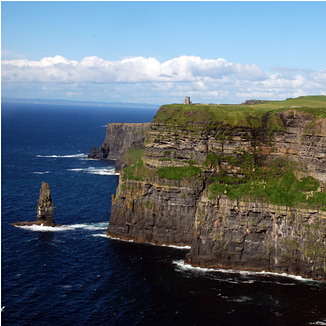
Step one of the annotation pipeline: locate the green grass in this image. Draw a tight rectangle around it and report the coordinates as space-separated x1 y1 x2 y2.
122 160 146 181
123 148 144 167
208 168 326 211
157 166 202 180
121 160 158 181
153 96 326 129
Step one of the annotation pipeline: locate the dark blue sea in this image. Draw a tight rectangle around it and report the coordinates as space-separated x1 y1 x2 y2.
2 101 326 326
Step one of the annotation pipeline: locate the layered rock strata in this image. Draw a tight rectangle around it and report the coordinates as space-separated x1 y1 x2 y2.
186 193 326 280
107 99 326 279
109 177 204 246
88 123 150 171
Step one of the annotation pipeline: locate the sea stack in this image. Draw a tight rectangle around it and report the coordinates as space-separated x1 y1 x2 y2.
12 181 55 227
36 181 55 226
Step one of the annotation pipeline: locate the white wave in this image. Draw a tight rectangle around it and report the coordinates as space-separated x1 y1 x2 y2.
173 260 321 283
67 166 119 176
174 260 217 273
36 153 87 158
309 321 326 325
102 124 108 128
161 244 191 250
33 171 50 174
15 224 72 232
14 222 108 232
92 233 110 238
107 235 135 243
106 235 191 249
69 222 108 230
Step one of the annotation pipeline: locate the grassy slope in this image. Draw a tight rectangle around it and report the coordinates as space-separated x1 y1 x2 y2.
153 95 326 128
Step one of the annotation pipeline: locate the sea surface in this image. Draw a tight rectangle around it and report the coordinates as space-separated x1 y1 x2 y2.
2 102 326 326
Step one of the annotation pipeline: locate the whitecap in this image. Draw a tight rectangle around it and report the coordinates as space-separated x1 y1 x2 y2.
33 171 50 174
14 222 108 232
174 260 218 273
71 222 108 230
36 153 87 158
61 285 72 289
15 224 74 232
67 167 119 176
92 233 110 238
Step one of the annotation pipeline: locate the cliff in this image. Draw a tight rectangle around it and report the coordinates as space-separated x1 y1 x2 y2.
88 123 150 170
107 96 326 280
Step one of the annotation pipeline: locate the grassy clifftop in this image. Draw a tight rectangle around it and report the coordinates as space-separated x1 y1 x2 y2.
153 95 326 129
121 95 326 210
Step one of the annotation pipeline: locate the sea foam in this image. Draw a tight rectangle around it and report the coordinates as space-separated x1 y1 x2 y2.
14 222 108 232
36 153 87 159
173 260 321 283
68 167 119 176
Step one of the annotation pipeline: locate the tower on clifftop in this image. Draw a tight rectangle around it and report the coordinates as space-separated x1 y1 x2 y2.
184 96 191 105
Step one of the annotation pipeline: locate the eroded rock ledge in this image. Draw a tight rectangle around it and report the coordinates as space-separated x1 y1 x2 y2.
106 97 326 280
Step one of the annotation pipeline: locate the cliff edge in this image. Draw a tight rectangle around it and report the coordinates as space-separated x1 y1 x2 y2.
107 96 326 280
88 123 150 171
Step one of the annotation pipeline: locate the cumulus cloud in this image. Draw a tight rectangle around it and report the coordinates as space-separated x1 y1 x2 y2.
1 55 265 83
2 55 325 103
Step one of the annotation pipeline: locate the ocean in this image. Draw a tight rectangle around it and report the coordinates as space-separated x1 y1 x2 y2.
1 102 326 326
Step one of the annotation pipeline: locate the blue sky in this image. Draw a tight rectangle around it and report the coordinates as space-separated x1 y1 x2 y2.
2 1 326 105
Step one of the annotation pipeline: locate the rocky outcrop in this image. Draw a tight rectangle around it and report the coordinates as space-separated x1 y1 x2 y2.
88 123 150 171
36 181 55 226
12 182 55 227
107 97 326 280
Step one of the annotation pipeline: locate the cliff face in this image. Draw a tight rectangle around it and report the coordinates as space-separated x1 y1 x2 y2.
186 194 326 280
107 97 326 280
109 177 203 245
88 123 150 170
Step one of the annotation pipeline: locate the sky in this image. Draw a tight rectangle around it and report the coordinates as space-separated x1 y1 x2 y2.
1 1 326 105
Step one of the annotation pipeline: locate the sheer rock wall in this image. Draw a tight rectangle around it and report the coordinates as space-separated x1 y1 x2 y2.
107 106 326 279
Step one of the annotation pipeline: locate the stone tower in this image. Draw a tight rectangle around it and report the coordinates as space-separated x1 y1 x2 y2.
184 96 191 105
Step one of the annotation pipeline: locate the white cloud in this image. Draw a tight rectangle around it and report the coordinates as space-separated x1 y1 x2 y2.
2 55 326 104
